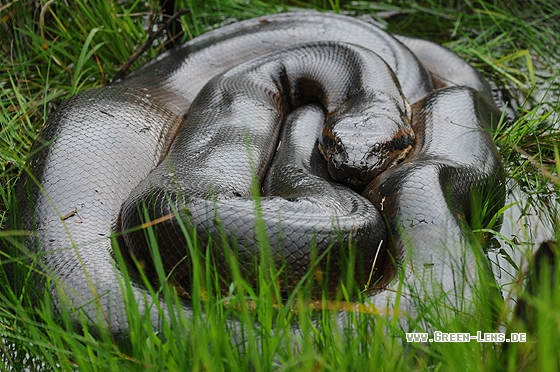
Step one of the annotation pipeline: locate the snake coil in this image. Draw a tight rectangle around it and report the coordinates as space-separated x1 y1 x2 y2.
8 12 505 336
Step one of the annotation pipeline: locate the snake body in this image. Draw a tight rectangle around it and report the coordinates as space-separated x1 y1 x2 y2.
9 12 505 335
120 42 413 292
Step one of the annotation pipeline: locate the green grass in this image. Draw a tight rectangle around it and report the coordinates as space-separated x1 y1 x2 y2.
1 0 559 370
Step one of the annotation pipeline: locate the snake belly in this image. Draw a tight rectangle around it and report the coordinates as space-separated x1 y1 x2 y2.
8 11 505 335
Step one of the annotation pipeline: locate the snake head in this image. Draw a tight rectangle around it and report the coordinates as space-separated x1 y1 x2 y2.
319 114 414 189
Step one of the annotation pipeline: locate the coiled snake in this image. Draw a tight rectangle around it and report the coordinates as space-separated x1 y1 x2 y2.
9 12 505 335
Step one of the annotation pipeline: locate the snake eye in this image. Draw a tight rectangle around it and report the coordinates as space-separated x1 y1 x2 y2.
373 143 381 152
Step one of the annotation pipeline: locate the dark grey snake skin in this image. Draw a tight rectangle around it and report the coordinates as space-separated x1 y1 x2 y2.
8 11 505 336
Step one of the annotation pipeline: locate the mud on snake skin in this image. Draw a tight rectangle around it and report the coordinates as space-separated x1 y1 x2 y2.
8 12 505 335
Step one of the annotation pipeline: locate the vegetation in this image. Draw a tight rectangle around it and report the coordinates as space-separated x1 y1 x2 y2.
1 0 559 370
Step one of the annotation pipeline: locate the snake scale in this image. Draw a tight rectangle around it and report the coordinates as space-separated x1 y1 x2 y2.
8 11 505 335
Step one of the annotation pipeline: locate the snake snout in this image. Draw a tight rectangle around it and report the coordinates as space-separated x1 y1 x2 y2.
328 150 383 188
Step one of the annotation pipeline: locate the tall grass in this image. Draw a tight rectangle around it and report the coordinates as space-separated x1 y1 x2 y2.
1 0 559 370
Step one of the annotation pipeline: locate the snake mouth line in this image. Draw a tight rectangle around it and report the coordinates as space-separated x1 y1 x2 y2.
389 144 413 168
